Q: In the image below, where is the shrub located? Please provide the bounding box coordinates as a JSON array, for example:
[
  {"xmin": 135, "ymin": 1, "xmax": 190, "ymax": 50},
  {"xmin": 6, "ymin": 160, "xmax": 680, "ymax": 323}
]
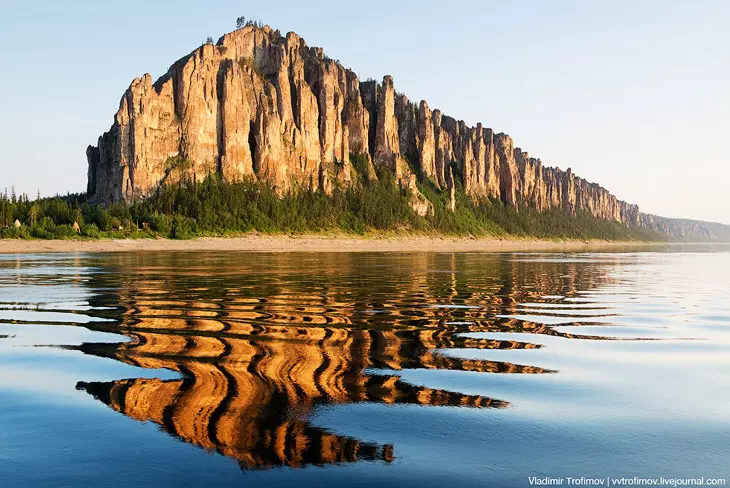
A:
[
  {"xmin": 0, "ymin": 227, "xmax": 21, "ymax": 239},
  {"xmin": 81, "ymin": 223, "xmax": 101, "ymax": 239},
  {"xmin": 52, "ymin": 224, "xmax": 78, "ymax": 239},
  {"xmin": 31, "ymin": 217, "xmax": 57, "ymax": 239},
  {"xmin": 170, "ymin": 215, "xmax": 197, "ymax": 239},
  {"xmin": 85, "ymin": 206, "xmax": 113, "ymax": 231},
  {"xmin": 149, "ymin": 214, "xmax": 172, "ymax": 235}
]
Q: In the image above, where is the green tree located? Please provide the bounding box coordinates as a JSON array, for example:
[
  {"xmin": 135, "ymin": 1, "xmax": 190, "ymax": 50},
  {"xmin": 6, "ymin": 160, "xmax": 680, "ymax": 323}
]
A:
[{"xmin": 29, "ymin": 203, "xmax": 39, "ymax": 226}]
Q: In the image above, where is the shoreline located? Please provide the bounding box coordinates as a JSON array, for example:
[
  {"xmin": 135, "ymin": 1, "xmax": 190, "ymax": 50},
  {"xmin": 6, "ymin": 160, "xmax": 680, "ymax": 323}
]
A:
[{"xmin": 0, "ymin": 235, "xmax": 671, "ymax": 254}]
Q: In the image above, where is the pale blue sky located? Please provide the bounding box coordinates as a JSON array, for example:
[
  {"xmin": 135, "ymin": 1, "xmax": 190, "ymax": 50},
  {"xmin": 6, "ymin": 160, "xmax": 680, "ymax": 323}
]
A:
[{"xmin": 1, "ymin": 0, "xmax": 728, "ymax": 223}]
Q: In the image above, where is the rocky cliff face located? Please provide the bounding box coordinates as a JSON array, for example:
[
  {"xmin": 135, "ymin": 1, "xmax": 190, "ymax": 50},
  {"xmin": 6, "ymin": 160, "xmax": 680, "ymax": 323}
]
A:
[{"xmin": 88, "ymin": 24, "xmax": 638, "ymax": 223}]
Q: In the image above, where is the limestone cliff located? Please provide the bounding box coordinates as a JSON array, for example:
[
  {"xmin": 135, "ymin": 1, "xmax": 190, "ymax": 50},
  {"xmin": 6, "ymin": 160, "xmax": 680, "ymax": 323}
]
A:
[{"xmin": 87, "ymin": 24, "xmax": 638, "ymax": 223}]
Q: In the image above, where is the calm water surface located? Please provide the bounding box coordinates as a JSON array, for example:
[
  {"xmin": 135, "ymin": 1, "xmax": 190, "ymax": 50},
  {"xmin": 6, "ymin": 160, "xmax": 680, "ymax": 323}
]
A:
[{"xmin": 0, "ymin": 249, "xmax": 729, "ymax": 487}]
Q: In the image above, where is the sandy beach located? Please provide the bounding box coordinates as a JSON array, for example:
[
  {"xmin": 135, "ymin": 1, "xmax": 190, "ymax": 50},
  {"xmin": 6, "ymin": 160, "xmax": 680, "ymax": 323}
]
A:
[{"xmin": 0, "ymin": 235, "xmax": 663, "ymax": 254}]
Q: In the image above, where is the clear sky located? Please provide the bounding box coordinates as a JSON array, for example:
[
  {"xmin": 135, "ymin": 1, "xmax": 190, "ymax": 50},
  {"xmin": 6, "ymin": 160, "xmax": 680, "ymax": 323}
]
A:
[{"xmin": 1, "ymin": 0, "xmax": 728, "ymax": 223}]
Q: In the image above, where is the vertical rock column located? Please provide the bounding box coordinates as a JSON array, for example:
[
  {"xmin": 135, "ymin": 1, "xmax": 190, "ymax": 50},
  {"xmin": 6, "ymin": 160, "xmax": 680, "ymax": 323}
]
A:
[
  {"xmin": 417, "ymin": 101, "xmax": 438, "ymax": 187},
  {"xmin": 372, "ymin": 76, "xmax": 432, "ymax": 217},
  {"xmin": 432, "ymin": 110, "xmax": 453, "ymax": 190},
  {"xmin": 395, "ymin": 94, "xmax": 418, "ymax": 167},
  {"xmin": 373, "ymin": 76, "xmax": 401, "ymax": 174},
  {"xmin": 342, "ymin": 70, "xmax": 370, "ymax": 157},
  {"xmin": 495, "ymin": 133, "xmax": 519, "ymax": 205}
]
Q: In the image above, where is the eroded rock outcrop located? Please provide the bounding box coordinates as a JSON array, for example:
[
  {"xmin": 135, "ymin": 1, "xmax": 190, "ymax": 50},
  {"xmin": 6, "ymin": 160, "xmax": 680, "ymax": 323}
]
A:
[{"xmin": 88, "ymin": 24, "xmax": 639, "ymax": 224}]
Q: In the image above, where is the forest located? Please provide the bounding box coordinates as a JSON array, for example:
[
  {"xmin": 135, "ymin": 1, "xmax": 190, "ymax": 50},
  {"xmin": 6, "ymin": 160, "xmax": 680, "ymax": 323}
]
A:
[{"xmin": 0, "ymin": 156, "xmax": 665, "ymax": 241}]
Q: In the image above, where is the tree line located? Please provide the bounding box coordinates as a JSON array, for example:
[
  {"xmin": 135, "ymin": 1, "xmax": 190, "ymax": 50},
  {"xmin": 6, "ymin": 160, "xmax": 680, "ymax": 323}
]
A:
[{"xmin": 0, "ymin": 156, "xmax": 665, "ymax": 241}]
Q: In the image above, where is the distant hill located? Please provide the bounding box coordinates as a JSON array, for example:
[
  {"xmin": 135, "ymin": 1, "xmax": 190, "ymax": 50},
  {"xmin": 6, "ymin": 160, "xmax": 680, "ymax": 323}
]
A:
[{"xmin": 640, "ymin": 215, "xmax": 730, "ymax": 241}]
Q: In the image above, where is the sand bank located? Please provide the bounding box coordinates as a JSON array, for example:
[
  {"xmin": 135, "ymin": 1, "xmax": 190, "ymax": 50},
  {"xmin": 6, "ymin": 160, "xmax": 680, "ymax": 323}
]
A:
[{"xmin": 0, "ymin": 235, "xmax": 663, "ymax": 254}]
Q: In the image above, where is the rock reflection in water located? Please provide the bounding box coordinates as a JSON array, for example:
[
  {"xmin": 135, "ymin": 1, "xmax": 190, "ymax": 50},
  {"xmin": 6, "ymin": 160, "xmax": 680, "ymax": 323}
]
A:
[
  {"xmin": 72, "ymin": 252, "xmax": 605, "ymax": 470},
  {"xmin": 76, "ymin": 325, "xmax": 528, "ymax": 469}
]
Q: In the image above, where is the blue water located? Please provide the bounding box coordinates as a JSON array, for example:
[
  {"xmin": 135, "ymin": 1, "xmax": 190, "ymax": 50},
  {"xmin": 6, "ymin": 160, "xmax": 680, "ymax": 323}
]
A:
[{"xmin": 0, "ymin": 249, "xmax": 728, "ymax": 487}]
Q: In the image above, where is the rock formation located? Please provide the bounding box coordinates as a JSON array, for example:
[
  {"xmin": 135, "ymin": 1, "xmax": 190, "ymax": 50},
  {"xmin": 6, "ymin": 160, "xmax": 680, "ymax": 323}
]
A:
[{"xmin": 87, "ymin": 24, "xmax": 640, "ymax": 223}]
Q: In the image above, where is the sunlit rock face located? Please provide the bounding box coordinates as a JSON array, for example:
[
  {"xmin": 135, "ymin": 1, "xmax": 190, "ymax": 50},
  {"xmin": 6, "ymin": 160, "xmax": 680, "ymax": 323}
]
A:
[{"xmin": 87, "ymin": 24, "xmax": 639, "ymax": 223}]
